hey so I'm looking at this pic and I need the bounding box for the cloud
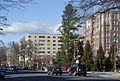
[3,21,61,35]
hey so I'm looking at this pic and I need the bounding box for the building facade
[25,33,62,57]
[19,33,63,67]
[83,11,120,56]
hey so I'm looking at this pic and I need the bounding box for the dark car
[0,72,5,80]
[117,68,120,72]
[9,66,18,71]
[47,65,62,75]
[0,66,6,73]
[0,66,5,79]
[68,64,87,76]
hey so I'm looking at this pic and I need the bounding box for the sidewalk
[92,72,120,79]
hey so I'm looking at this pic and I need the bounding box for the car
[117,68,120,72]
[0,66,5,79]
[0,66,6,73]
[47,65,62,75]
[68,63,87,76]
[0,71,5,80]
[8,66,18,71]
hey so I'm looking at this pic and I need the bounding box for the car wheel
[83,74,86,77]
[47,71,50,75]
[1,75,5,80]
[78,74,81,76]
[56,73,58,75]
[59,73,62,75]
[69,71,72,76]
[73,71,77,76]
[51,71,54,75]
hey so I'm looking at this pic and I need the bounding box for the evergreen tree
[94,45,106,71]
[81,40,93,71]
[57,4,79,69]
[109,43,115,71]
[75,40,84,63]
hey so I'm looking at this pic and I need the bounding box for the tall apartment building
[83,11,120,56]
[25,33,62,58]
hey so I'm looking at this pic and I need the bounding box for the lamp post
[114,42,117,72]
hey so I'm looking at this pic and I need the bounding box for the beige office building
[83,11,120,56]
[25,33,62,57]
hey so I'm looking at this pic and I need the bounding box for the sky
[0,0,82,45]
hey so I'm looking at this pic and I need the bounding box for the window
[112,26,115,30]
[53,51,56,53]
[113,33,116,37]
[39,40,45,42]
[39,36,45,38]
[113,38,116,42]
[116,33,118,37]
[116,27,118,30]
[58,36,62,39]
[47,36,50,38]
[116,39,118,42]
[28,35,31,38]
[47,51,50,53]
[40,47,45,50]
[35,36,37,38]
[53,36,56,38]
[47,40,50,42]
[58,44,62,46]
[107,27,110,31]
[53,48,56,50]
[53,40,56,42]
[53,44,56,46]
[35,40,37,42]
[106,33,110,37]
[106,38,110,42]
[39,51,45,53]
[47,48,50,50]
[39,43,45,46]
[58,40,61,42]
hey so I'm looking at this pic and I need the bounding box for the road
[1,70,120,81]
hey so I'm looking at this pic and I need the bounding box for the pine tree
[95,45,106,71]
[81,40,94,71]
[109,43,115,71]
[57,4,79,69]
[75,40,84,63]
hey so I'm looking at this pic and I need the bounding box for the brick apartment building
[83,11,120,56]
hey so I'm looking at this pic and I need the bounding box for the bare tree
[0,46,7,66]
[8,41,19,66]
[19,39,36,68]
[19,40,28,67]
[70,0,120,20]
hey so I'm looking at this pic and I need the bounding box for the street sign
[76,60,79,63]
[77,55,81,57]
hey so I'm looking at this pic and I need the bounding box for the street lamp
[114,42,117,72]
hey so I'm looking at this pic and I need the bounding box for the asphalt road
[1,70,120,81]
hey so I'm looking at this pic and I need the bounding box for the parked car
[8,66,18,71]
[68,64,87,76]
[0,66,6,73]
[117,68,120,72]
[0,66,5,79]
[0,72,5,79]
[47,65,62,75]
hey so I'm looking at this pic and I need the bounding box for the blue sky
[0,0,82,45]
